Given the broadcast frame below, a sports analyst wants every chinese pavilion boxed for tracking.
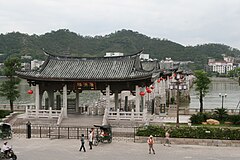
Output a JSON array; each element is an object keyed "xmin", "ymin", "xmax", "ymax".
[{"xmin": 16, "ymin": 50, "xmax": 160, "ymax": 120}]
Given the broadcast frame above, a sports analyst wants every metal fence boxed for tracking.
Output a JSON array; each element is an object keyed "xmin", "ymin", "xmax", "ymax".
[
  {"xmin": 12, "ymin": 125, "xmax": 97, "ymax": 139},
  {"xmin": 12, "ymin": 125, "xmax": 136, "ymax": 141}
]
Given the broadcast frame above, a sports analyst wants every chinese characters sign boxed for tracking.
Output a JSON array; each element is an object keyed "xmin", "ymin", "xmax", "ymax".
[{"xmin": 75, "ymin": 82, "xmax": 96, "ymax": 90}]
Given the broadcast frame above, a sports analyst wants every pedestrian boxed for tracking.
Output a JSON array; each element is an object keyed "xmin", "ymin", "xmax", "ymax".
[
  {"xmin": 147, "ymin": 135, "xmax": 155, "ymax": 154},
  {"xmin": 163, "ymin": 131, "xmax": 171, "ymax": 147},
  {"xmin": 79, "ymin": 134, "xmax": 86, "ymax": 152},
  {"xmin": 88, "ymin": 130, "xmax": 93, "ymax": 150},
  {"xmin": 1, "ymin": 141, "xmax": 11, "ymax": 155}
]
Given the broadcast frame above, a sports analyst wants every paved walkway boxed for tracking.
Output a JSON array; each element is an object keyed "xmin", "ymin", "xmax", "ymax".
[{"xmin": 1, "ymin": 137, "xmax": 239, "ymax": 160}]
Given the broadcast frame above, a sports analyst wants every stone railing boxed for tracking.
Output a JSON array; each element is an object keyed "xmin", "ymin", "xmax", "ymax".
[
  {"xmin": 108, "ymin": 109, "xmax": 145, "ymax": 121},
  {"xmin": 188, "ymin": 108, "xmax": 240, "ymax": 115},
  {"xmin": 25, "ymin": 106, "xmax": 61, "ymax": 118},
  {"xmin": 0, "ymin": 103, "xmax": 34, "ymax": 111}
]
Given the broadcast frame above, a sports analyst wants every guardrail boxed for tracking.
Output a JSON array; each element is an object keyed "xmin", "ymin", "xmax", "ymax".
[
  {"xmin": 108, "ymin": 109, "xmax": 145, "ymax": 121},
  {"xmin": 0, "ymin": 104, "xmax": 34, "ymax": 111},
  {"xmin": 12, "ymin": 125, "xmax": 92, "ymax": 139},
  {"xmin": 188, "ymin": 108, "xmax": 240, "ymax": 115},
  {"xmin": 25, "ymin": 106, "xmax": 61, "ymax": 118}
]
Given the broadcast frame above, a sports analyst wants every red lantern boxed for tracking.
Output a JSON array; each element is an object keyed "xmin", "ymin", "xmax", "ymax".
[
  {"xmin": 139, "ymin": 91, "xmax": 145, "ymax": 96},
  {"xmin": 150, "ymin": 85, "xmax": 155, "ymax": 89},
  {"xmin": 27, "ymin": 89, "xmax": 33, "ymax": 94},
  {"xmin": 157, "ymin": 79, "xmax": 161, "ymax": 83},
  {"xmin": 146, "ymin": 87, "xmax": 152, "ymax": 93}
]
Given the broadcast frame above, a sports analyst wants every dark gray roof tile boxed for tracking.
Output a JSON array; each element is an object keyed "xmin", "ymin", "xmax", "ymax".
[{"xmin": 17, "ymin": 52, "xmax": 155, "ymax": 81}]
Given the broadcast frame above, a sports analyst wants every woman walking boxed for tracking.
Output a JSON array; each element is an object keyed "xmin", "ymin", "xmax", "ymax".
[{"xmin": 163, "ymin": 131, "xmax": 171, "ymax": 147}]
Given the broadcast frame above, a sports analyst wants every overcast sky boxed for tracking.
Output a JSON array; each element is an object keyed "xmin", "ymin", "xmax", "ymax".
[{"xmin": 1, "ymin": 0, "xmax": 240, "ymax": 49}]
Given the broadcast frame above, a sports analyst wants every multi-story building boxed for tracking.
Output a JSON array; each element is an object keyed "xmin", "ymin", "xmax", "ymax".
[{"xmin": 208, "ymin": 57, "xmax": 236, "ymax": 74}]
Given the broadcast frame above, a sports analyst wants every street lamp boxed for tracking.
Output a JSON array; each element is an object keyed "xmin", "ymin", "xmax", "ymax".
[
  {"xmin": 169, "ymin": 71, "xmax": 187, "ymax": 127},
  {"xmin": 219, "ymin": 93, "xmax": 227, "ymax": 109}
]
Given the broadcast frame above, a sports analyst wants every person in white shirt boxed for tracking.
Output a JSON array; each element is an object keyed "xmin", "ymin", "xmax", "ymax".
[
  {"xmin": 1, "ymin": 141, "xmax": 10, "ymax": 154},
  {"xmin": 88, "ymin": 130, "xmax": 93, "ymax": 150}
]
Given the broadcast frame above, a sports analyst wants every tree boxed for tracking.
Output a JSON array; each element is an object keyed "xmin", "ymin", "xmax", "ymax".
[
  {"xmin": 194, "ymin": 70, "xmax": 211, "ymax": 113},
  {"xmin": 0, "ymin": 57, "xmax": 21, "ymax": 112}
]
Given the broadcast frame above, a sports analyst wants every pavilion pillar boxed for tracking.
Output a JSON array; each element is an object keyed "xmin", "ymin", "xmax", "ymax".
[
  {"xmin": 140, "ymin": 87, "xmax": 146, "ymax": 112},
  {"xmin": 114, "ymin": 91, "xmax": 119, "ymax": 110},
  {"xmin": 143, "ymin": 87, "xmax": 146, "ymax": 110},
  {"xmin": 39, "ymin": 92, "xmax": 43, "ymax": 109},
  {"xmin": 35, "ymin": 84, "xmax": 40, "ymax": 117},
  {"xmin": 56, "ymin": 95, "xmax": 61, "ymax": 110},
  {"xmin": 161, "ymin": 80, "xmax": 167, "ymax": 103},
  {"xmin": 47, "ymin": 90, "xmax": 54, "ymax": 110},
  {"xmin": 63, "ymin": 84, "xmax": 68, "ymax": 118},
  {"xmin": 75, "ymin": 90, "xmax": 79, "ymax": 113},
  {"xmin": 106, "ymin": 85, "xmax": 110, "ymax": 110},
  {"xmin": 135, "ymin": 85, "xmax": 140, "ymax": 112}
]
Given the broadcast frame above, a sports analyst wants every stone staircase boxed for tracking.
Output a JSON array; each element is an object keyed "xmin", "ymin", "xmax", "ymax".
[
  {"xmin": 59, "ymin": 113, "xmax": 103, "ymax": 127},
  {"xmin": 108, "ymin": 119, "xmax": 145, "ymax": 128}
]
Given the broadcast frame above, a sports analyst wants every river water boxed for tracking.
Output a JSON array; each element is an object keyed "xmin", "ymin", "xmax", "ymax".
[
  {"xmin": 189, "ymin": 77, "xmax": 240, "ymax": 109},
  {"xmin": 0, "ymin": 77, "xmax": 240, "ymax": 110}
]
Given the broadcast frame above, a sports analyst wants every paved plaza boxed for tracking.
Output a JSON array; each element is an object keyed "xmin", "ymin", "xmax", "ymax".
[{"xmin": 1, "ymin": 137, "xmax": 239, "ymax": 160}]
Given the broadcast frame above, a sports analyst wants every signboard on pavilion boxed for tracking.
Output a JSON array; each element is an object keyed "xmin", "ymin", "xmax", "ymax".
[{"xmin": 75, "ymin": 82, "xmax": 96, "ymax": 90}]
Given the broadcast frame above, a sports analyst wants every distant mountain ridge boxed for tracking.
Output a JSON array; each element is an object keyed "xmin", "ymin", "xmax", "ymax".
[{"xmin": 0, "ymin": 29, "xmax": 240, "ymax": 69}]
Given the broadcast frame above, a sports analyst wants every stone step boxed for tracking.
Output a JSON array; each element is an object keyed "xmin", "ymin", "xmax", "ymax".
[
  {"xmin": 60, "ymin": 114, "xmax": 103, "ymax": 127},
  {"xmin": 108, "ymin": 120, "xmax": 145, "ymax": 128}
]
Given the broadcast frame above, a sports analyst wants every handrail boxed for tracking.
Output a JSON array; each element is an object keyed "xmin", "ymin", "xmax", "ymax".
[
  {"xmin": 108, "ymin": 109, "xmax": 144, "ymax": 121},
  {"xmin": 188, "ymin": 108, "xmax": 240, "ymax": 114},
  {"xmin": 0, "ymin": 103, "xmax": 34, "ymax": 111},
  {"xmin": 26, "ymin": 107, "xmax": 61, "ymax": 118}
]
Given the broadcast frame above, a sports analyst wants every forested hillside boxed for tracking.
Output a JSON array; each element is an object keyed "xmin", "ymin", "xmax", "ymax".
[{"xmin": 0, "ymin": 29, "xmax": 240, "ymax": 69}]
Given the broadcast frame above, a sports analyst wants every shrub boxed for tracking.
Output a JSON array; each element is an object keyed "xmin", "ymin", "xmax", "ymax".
[
  {"xmin": 137, "ymin": 125, "xmax": 165, "ymax": 137},
  {"xmin": 226, "ymin": 115, "xmax": 240, "ymax": 125},
  {"xmin": 136, "ymin": 125, "xmax": 240, "ymax": 140},
  {"xmin": 190, "ymin": 112, "xmax": 212, "ymax": 124},
  {"xmin": 0, "ymin": 110, "xmax": 11, "ymax": 118},
  {"xmin": 213, "ymin": 108, "xmax": 228, "ymax": 122}
]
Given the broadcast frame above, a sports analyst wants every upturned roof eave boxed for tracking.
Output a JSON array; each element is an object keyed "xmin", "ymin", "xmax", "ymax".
[{"xmin": 17, "ymin": 73, "xmax": 154, "ymax": 82}]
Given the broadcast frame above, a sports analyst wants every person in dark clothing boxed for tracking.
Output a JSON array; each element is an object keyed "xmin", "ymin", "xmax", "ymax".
[{"xmin": 79, "ymin": 134, "xmax": 86, "ymax": 152}]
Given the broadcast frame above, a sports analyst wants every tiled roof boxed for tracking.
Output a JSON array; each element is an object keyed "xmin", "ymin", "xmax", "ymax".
[
  {"xmin": 141, "ymin": 61, "xmax": 160, "ymax": 71},
  {"xmin": 17, "ymin": 51, "xmax": 156, "ymax": 82}
]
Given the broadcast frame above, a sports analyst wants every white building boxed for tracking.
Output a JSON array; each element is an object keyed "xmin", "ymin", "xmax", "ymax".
[
  {"xmin": 208, "ymin": 58, "xmax": 235, "ymax": 74},
  {"xmin": 31, "ymin": 59, "xmax": 44, "ymax": 70},
  {"xmin": 160, "ymin": 58, "xmax": 174, "ymax": 69},
  {"xmin": 105, "ymin": 52, "xmax": 124, "ymax": 57},
  {"xmin": 140, "ymin": 54, "xmax": 149, "ymax": 60}
]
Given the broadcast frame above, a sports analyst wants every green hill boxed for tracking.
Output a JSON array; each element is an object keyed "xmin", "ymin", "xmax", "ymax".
[{"xmin": 0, "ymin": 29, "xmax": 239, "ymax": 70}]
